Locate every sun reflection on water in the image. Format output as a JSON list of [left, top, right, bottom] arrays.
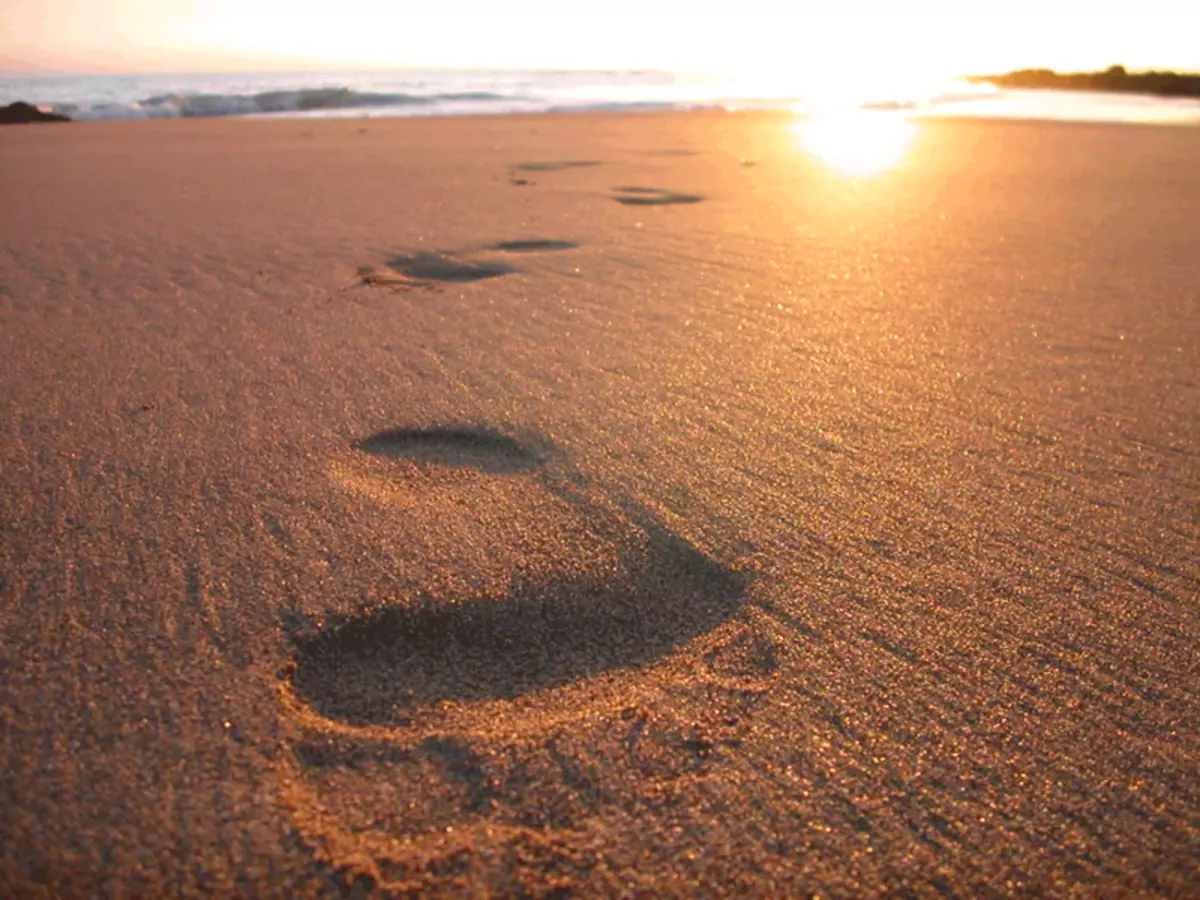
[[792, 110, 919, 178]]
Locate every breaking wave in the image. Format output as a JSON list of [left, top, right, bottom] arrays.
[[50, 87, 519, 121]]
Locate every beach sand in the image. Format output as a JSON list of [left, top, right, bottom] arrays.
[[1, 111, 1197, 897]]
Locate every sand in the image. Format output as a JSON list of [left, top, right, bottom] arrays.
[[0, 110, 1197, 897]]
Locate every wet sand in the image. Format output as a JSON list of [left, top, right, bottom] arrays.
[[0, 111, 1197, 897]]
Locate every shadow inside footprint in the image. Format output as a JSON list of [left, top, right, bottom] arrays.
[[513, 161, 602, 172], [490, 240, 578, 253], [290, 529, 747, 727], [386, 252, 515, 283], [353, 427, 542, 474], [612, 186, 704, 206]]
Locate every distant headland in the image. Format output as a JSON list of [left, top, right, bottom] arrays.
[[0, 101, 72, 124], [967, 65, 1200, 99]]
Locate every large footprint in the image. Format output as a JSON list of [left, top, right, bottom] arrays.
[[356, 240, 578, 290], [511, 160, 602, 173], [278, 427, 778, 893], [611, 185, 705, 206], [508, 160, 602, 186]]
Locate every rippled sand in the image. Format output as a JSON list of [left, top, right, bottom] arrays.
[[1, 111, 1197, 897]]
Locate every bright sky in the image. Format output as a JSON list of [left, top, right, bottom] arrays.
[[2, 0, 1198, 80]]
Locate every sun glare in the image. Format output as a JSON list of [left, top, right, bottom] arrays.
[[791, 111, 919, 178]]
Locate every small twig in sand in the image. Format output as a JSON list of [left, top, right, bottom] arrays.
[[349, 267, 439, 293]]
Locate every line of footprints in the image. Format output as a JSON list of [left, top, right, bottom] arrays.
[[356, 159, 705, 291], [277, 426, 783, 893]]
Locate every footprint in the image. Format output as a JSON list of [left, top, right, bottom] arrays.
[[512, 160, 602, 172], [353, 426, 543, 474], [292, 429, 746, 734], [611, 186, 704, 206], [364, 241, 575, 287], [279, 427, 768, 892], [289, 525, 745, 729], [385, 252, 514, 283], [488, 240, 578, 253]]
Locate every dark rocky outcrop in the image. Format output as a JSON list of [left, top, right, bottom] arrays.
[[0, 102, 71, 124], [967, 66, 1200, 99]]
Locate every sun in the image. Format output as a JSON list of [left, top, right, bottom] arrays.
[[791, 109, 919, 178]]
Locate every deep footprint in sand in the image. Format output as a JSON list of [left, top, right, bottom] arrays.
[[353, 426, 544, 474], [289, 526, 746, 728], [611, 185, 705, 206], [361, 241, 578, 287], [279, 427, 771, 891], [512, 160, 602, 172], [291, 426, 746, 730], [488, 240, 578, 253], [384, 252, 515, 283]]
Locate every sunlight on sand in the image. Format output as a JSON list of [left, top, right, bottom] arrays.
[[792, 110, 919, 178]]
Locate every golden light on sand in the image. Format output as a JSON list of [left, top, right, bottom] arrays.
[[792, 111, 918, 178]]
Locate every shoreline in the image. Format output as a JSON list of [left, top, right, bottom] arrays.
[[7, 66, 1200, 128], [4, 102, 1199, 134]]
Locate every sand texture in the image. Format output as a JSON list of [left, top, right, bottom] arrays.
[[1, 111, 1198, 897]]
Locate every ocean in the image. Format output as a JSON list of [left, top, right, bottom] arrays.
[[3, 68, 1198, 126]]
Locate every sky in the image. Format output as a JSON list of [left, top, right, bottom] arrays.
[[2, 0, 1198, 81]]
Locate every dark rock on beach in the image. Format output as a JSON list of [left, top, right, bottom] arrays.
[[0, 101, 71, 124], [968, 65, 1200, 99]]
